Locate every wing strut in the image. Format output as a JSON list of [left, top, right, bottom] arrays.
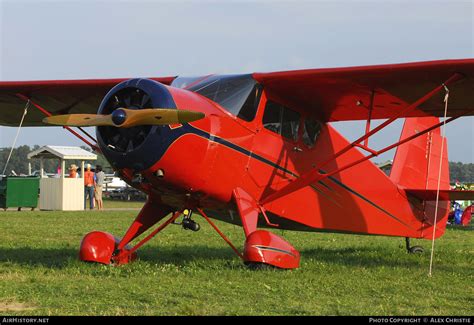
[[15, 93, 100, 151], [363, 90, 375, 147], [261, 73, 467, 205]]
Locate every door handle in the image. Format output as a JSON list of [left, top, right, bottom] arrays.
[[293, 146, 303, 153]]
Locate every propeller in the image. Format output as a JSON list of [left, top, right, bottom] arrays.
[[43, 108, 205, 128]]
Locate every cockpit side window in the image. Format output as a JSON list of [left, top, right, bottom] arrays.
[[302, 118, 322, 148], [237, 84, 262, 122], [263, 100, 300, 142]]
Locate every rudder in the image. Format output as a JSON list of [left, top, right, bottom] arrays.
[[390, 117, 450, 238]]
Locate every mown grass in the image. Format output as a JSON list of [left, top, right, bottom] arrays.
[[0, 209, 472, 316], [102, 198, 144, 209]]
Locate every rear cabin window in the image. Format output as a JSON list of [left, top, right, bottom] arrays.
[[302, 118, 322, 147], [262, 101, 300, 142]]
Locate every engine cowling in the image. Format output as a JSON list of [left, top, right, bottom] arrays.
[[96, 78, 177, 171]]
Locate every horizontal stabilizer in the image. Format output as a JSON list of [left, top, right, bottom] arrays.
[[405, 189, 474, 201]]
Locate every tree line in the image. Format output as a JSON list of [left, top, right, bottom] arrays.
[[449, 161, 474, 183], [0, 145, 473, 182]]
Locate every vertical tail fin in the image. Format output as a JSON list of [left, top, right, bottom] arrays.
[[390, 117, 450, 238]]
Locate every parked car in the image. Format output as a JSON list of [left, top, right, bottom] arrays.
[[103, 175, 127, 191], [107, 186, 147, 201], [30, 170, 56, 178]]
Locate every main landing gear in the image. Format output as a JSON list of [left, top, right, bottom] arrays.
[[233, 187, 300, 269], [80, 197, 178, 265], [405, 237, 424, 254], [79, 190, 300, 269]]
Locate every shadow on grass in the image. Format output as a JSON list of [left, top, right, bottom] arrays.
[[300, 245, 471, 274], [0, 243, 469, 274], [0, 245, 238, 269], [446, 225, 473, 232], [0, 247, 78, 268], [301, 246, 415, 267], [137, 245, 239, 265]]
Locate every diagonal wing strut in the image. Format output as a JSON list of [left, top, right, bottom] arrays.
[[260, 73, 469, 205]]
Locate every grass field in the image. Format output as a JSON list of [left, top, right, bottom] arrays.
[[102, 198, 144, 209], [0, 208, 472, 316]]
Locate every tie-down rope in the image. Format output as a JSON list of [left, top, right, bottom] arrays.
[[1, 100, 30, 177], [428, 84, 449, 277]]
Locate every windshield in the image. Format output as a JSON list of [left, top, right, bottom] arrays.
[[172, 74, 260, 122], [170, 76, 205, 89]]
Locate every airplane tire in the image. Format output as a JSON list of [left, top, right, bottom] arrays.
[[408, 246, 424, 254]]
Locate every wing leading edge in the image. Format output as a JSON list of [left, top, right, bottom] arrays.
[[1, 59, 473, 127]]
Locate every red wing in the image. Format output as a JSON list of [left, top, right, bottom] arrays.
[[253, 59, 474, 122], [0, 77, 175, 126]]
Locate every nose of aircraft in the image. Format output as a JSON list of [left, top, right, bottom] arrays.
[[96, 78, 177, 171], [111, 109, 127, 126]]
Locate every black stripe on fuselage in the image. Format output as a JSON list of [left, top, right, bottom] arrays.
[[323, 173, 413, 229], [252, 245, 297, 257], [189, 125, 299, 178]]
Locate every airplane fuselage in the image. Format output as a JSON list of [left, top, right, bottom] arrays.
[[95, 75, 449, 240]]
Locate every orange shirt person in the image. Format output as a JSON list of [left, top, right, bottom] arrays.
[[84, 164, 95, 210]]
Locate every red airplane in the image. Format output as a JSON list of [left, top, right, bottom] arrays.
[[1, 59, 473, 269]]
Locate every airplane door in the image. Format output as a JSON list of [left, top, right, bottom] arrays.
[[247, 99, 302, 194]]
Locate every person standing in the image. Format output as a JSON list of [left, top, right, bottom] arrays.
[[94, 165, 105, 210], [84, 164, 95, 210]]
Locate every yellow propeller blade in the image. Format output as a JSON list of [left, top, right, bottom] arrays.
[[43, 108, 205, 128], [122, 109, 205, 126], [43, 114, 113, 127]]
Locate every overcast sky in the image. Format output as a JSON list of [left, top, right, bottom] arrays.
[[0, 0, 472, 163]]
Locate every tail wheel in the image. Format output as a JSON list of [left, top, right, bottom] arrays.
[[408, 246, 424, 254]]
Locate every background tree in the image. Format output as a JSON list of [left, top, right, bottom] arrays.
[[449, 161, 474, 183], [0, 145, 472, 182]]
